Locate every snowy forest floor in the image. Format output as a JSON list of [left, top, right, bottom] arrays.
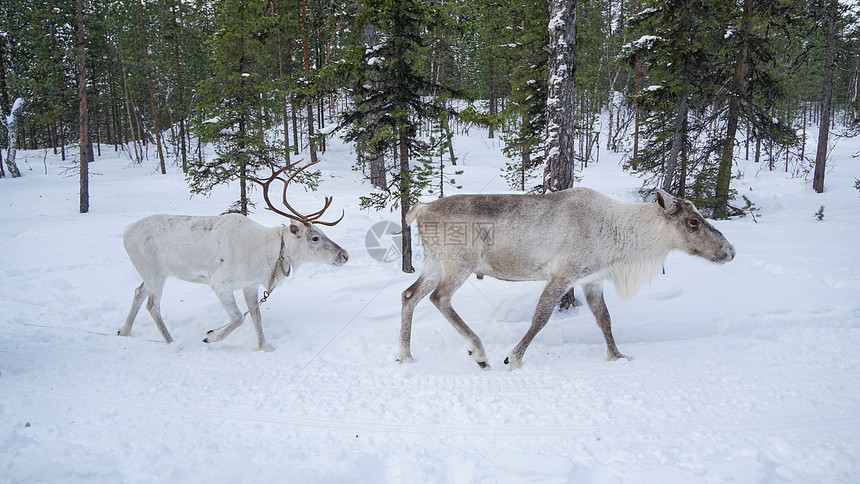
[[1, 125, 859, 483]]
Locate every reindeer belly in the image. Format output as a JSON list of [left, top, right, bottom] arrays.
[[476, 252, 552, 282]]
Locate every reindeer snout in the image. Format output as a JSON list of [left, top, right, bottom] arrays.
[[715, 244, 736, 264], [335, 250, 349, 266]]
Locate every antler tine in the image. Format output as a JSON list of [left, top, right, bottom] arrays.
[[251, 158, 344, 227], [311, 207, 345, 226], [302, 195, 345, 226], [303, 196, 334, 220], [255, 164, 305, 223], [277, 160, 322, 225]]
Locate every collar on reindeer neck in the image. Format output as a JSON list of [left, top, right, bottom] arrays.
[[267, 236, 291, 294]]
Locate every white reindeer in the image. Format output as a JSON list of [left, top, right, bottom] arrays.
[[119, 161, 348, 351], [399, 188, 735, 370]]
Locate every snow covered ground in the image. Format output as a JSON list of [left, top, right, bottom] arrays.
[[1, 124, 859, 483]]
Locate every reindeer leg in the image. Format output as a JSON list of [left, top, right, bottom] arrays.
[[399, 268, 441, 363], [430, 266, 489, 369], [583, 282, 627, 361], [243, 286, 274, 352], [142, 279, 173, 344], [203, 288, 244, 345], [118, 282, 147, 337], [505, 278, 570, 370]]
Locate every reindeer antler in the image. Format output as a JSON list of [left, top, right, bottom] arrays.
[[247, 159, 344, 226]]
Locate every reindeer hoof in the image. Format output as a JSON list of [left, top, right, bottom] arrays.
[[203, 329, 218, 344], [504, 356, 523, 371], [468, 348, 490, 369]]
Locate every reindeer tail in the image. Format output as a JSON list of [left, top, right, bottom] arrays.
[[405, 203, 427, 225]]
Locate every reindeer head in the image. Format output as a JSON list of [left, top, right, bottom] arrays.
[[249, 159, 348, 267], [656, 189, 735, 264]]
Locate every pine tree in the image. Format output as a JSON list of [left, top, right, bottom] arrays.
[[626, 0, 798, 212], [713, 0, 752, 218], [342, 0, 454, 273], [500, 0, 547, 191], [189, 0, 281, 215]]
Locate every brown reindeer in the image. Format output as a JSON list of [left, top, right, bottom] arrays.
[[399, 188, 735, 370]]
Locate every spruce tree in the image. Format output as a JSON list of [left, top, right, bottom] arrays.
[[189, 0, 281, 215], [342, 0, 454, 273], [500, 0, 547, 191]]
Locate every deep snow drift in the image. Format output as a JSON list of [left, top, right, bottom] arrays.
[[1, 124, 858, 483]]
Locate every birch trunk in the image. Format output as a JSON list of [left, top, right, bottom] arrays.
[[3, 98, 24, 178]]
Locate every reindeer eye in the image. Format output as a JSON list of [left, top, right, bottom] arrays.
[[311, 236, 320, 242], [688, 218, 700, 231]]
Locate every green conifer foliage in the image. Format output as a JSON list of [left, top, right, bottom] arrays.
[[189, 0, 282, 215]]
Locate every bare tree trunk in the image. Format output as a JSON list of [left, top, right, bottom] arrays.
[[544, 0, 577, 193], [662, 89, 688, 193], [714, 0, 751, 218], [399, 132, 414, 274], [120, 63, 142, 163], [813, 0, 837, 194], [364, 22, 386, 189], [850, 38, 860, 125], [606, 70, 619, 151], [172, 1, 187, 172], [76, 0, 89, 213], [291, 107, 299, 155], [633, 56, 641, 161], [801, 102, 807, 162], [277, 26, 292, 165], [3, 98, 23, 178], [545, 0, 577, 310], [488, 54, 496, 139], [0, 51, 5, 178], [138, 0, 166, 174], [302, 0, 317, 164]]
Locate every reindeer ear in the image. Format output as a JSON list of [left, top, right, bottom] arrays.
[[289, 224, 300, 236], [656, 189, 677, 213]]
